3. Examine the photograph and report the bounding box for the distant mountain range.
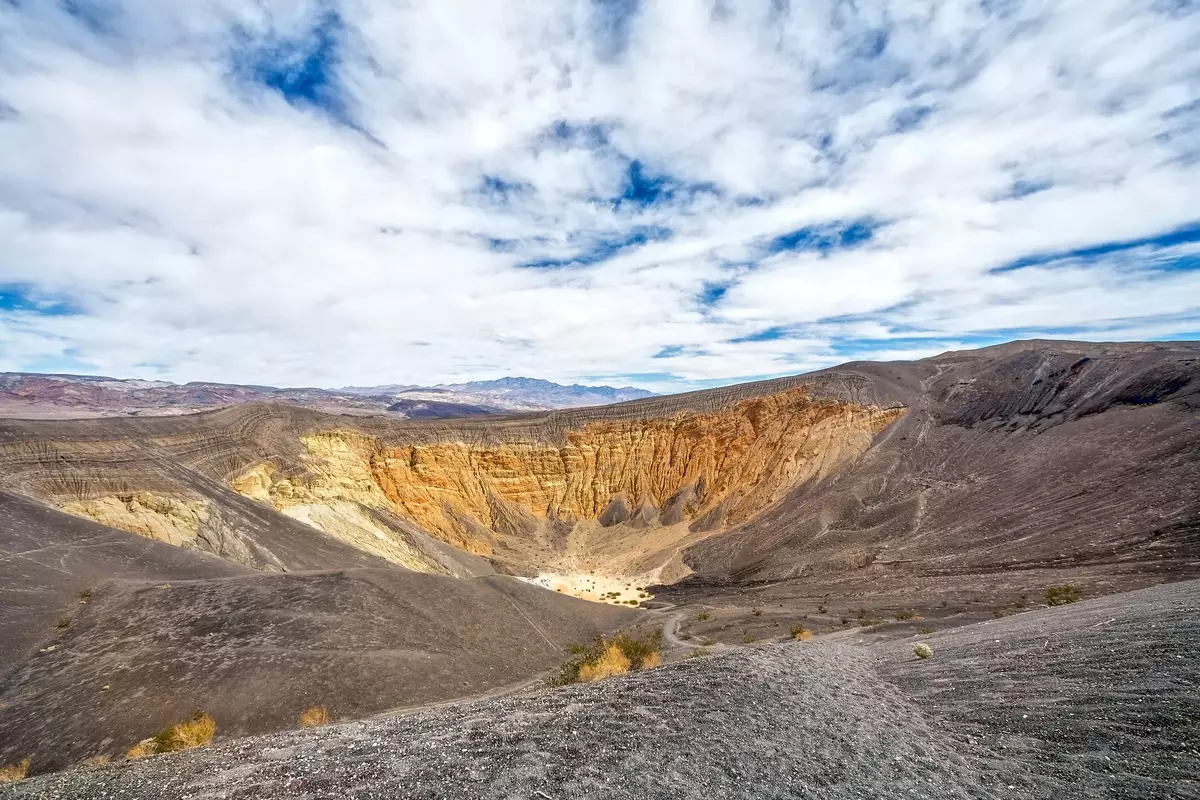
[0,373,655,420]
[342,377,655,411]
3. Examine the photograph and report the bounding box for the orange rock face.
[239,388,904,556]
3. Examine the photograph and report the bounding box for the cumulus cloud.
[0,0,1197,392]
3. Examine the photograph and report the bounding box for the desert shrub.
[77,588,93,603]
[54,616,71,629]
[552,631,663,685]
[914,643,933,659]
[0,758,29,783]
[917,626,934,635]
[83,755,109,768]
[126,712,216,759]
[299,706,330,728]
[687,648,708,659]
[1045,584,1083,606]
[742,632,758,643]
[578,645,631,682]
[894,610,917,621]
[789,625,813,642]
[695,611,711,621]
[990,607,1009,619]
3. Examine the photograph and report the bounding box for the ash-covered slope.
[669,340,1200,596]
[0,567,635,773]
[9,579,1195,799]
[0,492,251,677]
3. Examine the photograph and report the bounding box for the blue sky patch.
[477,175,535,207]
[613,160,720,210]
[1008,178,1053,198]
[764,218,880,256]
[517,225,672,269]
[697,280,733,308]
[61,0,113,36]
[890,105,934,132]
[0,284,81,316]
[231,10,350,125]
[994,220,1200,272]
[729,325,790,343]
[589,0,642,60]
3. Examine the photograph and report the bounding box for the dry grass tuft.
[83,755,110,768]
[914,643,934,660]
[299,706,330,728]
[553,630,663,685]
[790,626,814,642]
[173,713,217,749]
[126,712,216,759]
[0,758,30,783]
[578,644,631,682]
[125,740,156,760]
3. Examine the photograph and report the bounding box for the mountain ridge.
[0,372,655,419]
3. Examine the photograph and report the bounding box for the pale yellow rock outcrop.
[60,492,209,547]
[278,501,442,573]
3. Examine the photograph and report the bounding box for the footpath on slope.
[7,580,1197,800]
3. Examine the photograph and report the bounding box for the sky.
[0,0,1198,393]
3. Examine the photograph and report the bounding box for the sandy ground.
[517,572,653,605]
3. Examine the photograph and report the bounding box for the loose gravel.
[5,580,1197,800]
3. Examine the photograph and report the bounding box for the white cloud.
[0,0,1197,393]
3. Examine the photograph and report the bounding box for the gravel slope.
[8,579,1197,799]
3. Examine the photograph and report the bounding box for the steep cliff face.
[231,389,903,563]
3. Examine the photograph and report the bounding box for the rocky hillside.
[0,340,1195,597]
[0,371,902,584]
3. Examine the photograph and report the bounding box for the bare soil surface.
[7,579,1195,799]
[0,564,634,772]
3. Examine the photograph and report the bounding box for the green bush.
[1045,585,1083,606]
